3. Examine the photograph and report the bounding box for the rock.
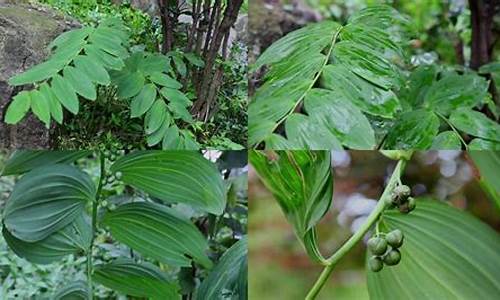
[0,2,77,149]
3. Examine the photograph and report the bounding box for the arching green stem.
[87,152,106,300]
[305,158,409,300]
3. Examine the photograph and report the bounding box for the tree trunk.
[469,0,499,70]
[158,0,176,53]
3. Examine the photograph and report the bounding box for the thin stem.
[435,112,468,150]
[87,152,106,299]
[305,159,409,300]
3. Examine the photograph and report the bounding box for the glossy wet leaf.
[111,151,226,214]
[424,73,489,116]
[285,113,343,150]
[304,89,376,149]
[196,237,248,300]
[383,109,439,149]
[2,164,95,242]
[1,150,91,175]
[249,150,333,262]
[368,200,500,299]
[449,108,500,142]
[322,65,400,118]
[93,259,180,300]
[102,202,212,268]
[468,139,500,150]
[430,131,462,150]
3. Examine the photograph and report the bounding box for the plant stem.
[305,159,408,300]
[87,152,106,300]
[435,112,468,150]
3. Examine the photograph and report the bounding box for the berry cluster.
[391,185,415,213]
[367,229,404,272]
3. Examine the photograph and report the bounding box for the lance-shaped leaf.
[469,151,500,211]
[383,109,439,149]
[2,164,95,242]
[1,150,92,176]
[469,139,500,150]
[111,151,226,215]
[53,280,88,300]
[93,259,180,300]
[368,200,500,299]
[249,150,333,262]
[450,108,500,142]
[102,202,212,268]
[196,236,248,300]
[2,214,91,264]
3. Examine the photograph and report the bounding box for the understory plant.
[0,150,248,299]
[249,5,500,150]
[249,150,500,299]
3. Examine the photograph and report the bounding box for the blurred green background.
[249,151,500,299]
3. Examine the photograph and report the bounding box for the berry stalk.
[305,157,410,300]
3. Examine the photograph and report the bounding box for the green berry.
[107,175,115,183]
[392,185,411,205]
[386,229,404,248]
[115,171,123,180]
[383,249,401,266]
[110,154,117,161]
[368,256,384,272]
[367,237,388,255]
[407,197,416,211]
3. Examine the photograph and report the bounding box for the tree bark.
[469,0,499,69]
[158,0,176,53]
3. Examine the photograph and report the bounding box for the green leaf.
[196,237,248,300]
[30,90,51,128]
[383,109,439,149]
[48,27,92,51]
[2,214,91,264]
[424,73,489,116]
[73,55,110,85]
[93,259,180,300]
[116,71,145,99]
[53,280,88,300]
[183,52,204,67]
[264,134,295,149]
[8,60,65,86]
[102,202,212,268]
[321,65,400,118]
[2,164,95,242]
[63,66,96,100]
[478,62,500,74]
[84,45,125,70]
[450,108,500,142]
[162,125,182,149]
[168,101,194,123]
[145,100,167,134]
[400,65,437,108]
[285,113,343,150]
[180,130,200,150]
[304,89,376,149]
[1,150,91,175]
[40,83,63,124]
[249,150,333,262]
[160,87,191,106]
[368,200,500,299]
[468,151,500,210]
[332,41,400,90]
[111,151,226,215]
[150,72,182,89]
[430,131,462,150]
[468,139,500,150]
[88,28,128,58]
[51,74,79,114]
[146,120,169,147]
[172,55,187,77]
[130,83,157,118]
[4,91,31,124]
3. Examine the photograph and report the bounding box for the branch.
[305,158,410,300]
